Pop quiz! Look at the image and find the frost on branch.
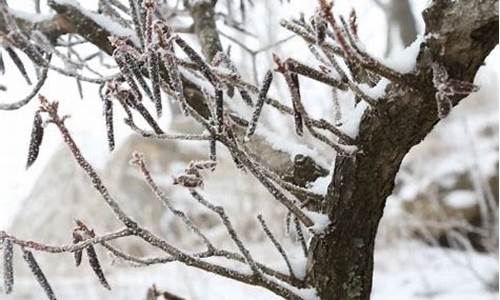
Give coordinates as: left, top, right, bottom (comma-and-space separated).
105, 79, 164, 135
274, 54, 304, 136
110, 35, 154, 102
0, 0, 495, 299
172, 160, 217, 189
212, 50, 254, 106
142, 3, 162, 116
257, 214, 296, 278
73, 220, 111, 290
154, 20, 189, 116
432, 62, 479, 119
174, 35, 218, 87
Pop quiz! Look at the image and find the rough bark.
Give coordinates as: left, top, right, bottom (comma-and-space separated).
307, 1, 498, 299
188, 0, 223, 61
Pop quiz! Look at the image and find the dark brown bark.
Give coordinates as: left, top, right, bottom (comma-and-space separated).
188, 1, 223, 61
307, 1, 498, 299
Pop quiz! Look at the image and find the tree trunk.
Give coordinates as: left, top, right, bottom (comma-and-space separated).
307, 1, 498, 299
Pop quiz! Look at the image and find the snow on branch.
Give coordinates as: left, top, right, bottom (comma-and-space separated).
1, 0, 493, 299
1, 95, 314, 300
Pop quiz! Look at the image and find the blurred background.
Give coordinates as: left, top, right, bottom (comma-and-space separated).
0, 0, 498, 299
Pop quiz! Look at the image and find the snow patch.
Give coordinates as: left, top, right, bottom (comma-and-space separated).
8, 8, 54, 23
52, 0, 139, 46
305, 211, 331, 234
382, 34, 423, 73
444, 190, 477, 209
359, 78, 390, 100
339, 101, 369, 138
180, 68, 216, 96
255, 127, 322, 161
288, 254, 308, 280
308, 175, 331, 195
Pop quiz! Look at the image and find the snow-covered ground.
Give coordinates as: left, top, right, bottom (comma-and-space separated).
3, 243, 497, 300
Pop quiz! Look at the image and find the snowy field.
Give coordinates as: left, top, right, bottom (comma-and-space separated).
2, 244, 497, 300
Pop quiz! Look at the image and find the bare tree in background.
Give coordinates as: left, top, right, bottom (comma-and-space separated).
0, 0, 497, 299
373, 0, 418, 56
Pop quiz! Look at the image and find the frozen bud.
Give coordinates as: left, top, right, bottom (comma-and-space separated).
173, 174, 204, 188
129, 152, 145, 166
153, 20, 172, 37
108, 36, 129, 48
189, 160, 217, 172
143, 0, 157, 10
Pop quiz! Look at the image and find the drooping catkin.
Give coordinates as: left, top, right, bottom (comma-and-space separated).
285, 72, 304, 136
312, 10, 326, 44
212, 51, 251, 105
215, 88, 224, 132
161, 49, 189, 116
114, 52, 142, 101
26, 111, 44, 169
122, 51, 154, 102
128, 0, 145, 49
126, 92, 164, 134
148, 51, 162, 117
293, 216, 308, 257
209, 120, 217, 162
101, 93, 115, 152
22, 249, 57, 300
284, 211, 292, 236
142, 0, 156, 47
238, 89, 254, 107
75, 78, 83, 99
5, 47, 31, 85
2, 239, 14, 294
174, 36, 218, 86
86, 245, 111, 290
72, 231, 83, 267
7, 32, 48, 67
0, 51, 5, 74
349, 9, 359, 40
273, 54, 304, 136
74, 249, 83, 267
245, 70, 273, 140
